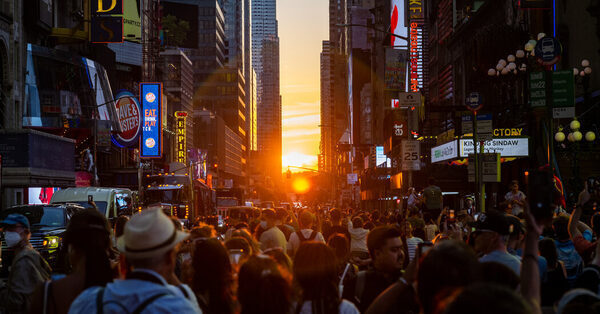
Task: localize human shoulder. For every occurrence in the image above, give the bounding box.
[340,299,360,314]
[68,286,103,313]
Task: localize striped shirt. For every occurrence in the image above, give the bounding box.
[406,237,424,261]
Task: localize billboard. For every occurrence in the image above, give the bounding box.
[175,111,188,164]
[91,16,124,43]
[121,0,141,42]
[459,138,529,157]
[385,48,407,90]
[92,0,123,15]
[112,90,141,147]
[390,0,406,47]
[140,83,162,158]
[431,140,458,163]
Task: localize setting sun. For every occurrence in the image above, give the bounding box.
[282,152,318,172]
[292,177,311,194]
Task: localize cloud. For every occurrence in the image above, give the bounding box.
[283,114,320,127]
[281,84,318,94]
[283,128,320,138]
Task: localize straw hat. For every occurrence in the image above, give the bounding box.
[117,207,189,258]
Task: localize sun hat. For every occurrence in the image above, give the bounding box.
[117,207,189,258]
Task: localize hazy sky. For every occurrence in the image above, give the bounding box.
[278,0,328,170]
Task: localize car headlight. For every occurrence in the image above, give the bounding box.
[42,236,60,249]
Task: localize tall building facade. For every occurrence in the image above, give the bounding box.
[320,41,333,173]
[252,0,281,181]
[258,36,281,181]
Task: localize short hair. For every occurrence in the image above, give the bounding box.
[552,216,570,241]
[352,217,363,229]
[366,226,402,258]
[299,211,315,227]
[327,233,350,261]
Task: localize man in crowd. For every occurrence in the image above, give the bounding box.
[69,207,200,312]
[343,226,404,312]
[259,208,288,251]
[0,214,51,313]
[287,210,325,257]
[401,220,423,262]
[505,180,526,216]
[274,208,295,241]
[474,210,522,276]
[422,177,443,223]
[323,208,350,240]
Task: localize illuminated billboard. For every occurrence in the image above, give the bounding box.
[175,111,188,164]
[140,83,162,158]
[112,90,141,147]
[122,0,141,42]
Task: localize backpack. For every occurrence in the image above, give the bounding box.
[296,230,317,243]
[95,287,169,314]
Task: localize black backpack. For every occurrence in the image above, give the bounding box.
[296,230,317,243]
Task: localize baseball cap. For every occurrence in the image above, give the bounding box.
[505,215,524,236]
[475,210,511,235]
[0,214,30,229]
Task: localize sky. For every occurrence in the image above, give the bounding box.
[278,0,328,172]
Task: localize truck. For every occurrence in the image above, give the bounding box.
[142,171,215,225]
[216,188,244,211]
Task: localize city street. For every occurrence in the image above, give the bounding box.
[1,0,600,313]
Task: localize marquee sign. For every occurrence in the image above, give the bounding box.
[175,111,187,164]
[111,91,141,147]
[140,83,162,158]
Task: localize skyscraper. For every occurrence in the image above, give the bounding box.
[252,0,281,181]
[320,41,333,173]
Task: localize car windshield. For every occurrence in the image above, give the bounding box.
[0,206,65,227]
[66,202,108,215]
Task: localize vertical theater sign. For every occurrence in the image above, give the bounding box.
[175,111,188,164]
[408,0,427,93]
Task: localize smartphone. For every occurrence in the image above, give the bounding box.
[448,210,456,223]
[229,249,244,265]
[416,242,433,261]
[88,195,94,203]
[528,170,554,222]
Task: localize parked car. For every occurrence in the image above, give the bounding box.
[0,203,84,277]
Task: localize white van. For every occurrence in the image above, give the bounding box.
[50,187,133,219]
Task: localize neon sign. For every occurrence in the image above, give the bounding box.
[175,111,187,164]
[409,22,422,92]
[140,83,162,158]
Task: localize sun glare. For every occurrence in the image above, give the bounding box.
[292,177,311,194]
[282,152,318,172]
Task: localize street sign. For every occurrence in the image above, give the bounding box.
[462,115,473,134]
[401,140,421,171]
[398,92,421,107]
[553,107,575,119]
[431,140,458,163]
[391,99,400,108]
[534,37,562,66]
[552,70,575,118]
[347,173,358,185]
[465,92,482,112]
[468,153,501,182]
[529,72,546,107]
[476,114,493,141]
[460,138,529,157]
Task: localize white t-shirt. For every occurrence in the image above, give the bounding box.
[297,300,359,314]
[505,191,526,215]
[287,229,325,256]
[260,226,287,251]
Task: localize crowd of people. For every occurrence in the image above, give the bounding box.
[1,179,600,313]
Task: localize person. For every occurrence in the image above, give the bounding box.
[473,210,522,276]
[422,177,443,223]
[288,211,325,257]
[401,220,423,262]
[189,238,235,314]
[327,233,357,292]
[569,184,598,263]
[113,215,129,247]
[463,196,475,215]
[423,218,438,242]
[263,247,293,273]
[0,214,52,314]
[324,209,350,241]
[553,215,584,285]
[505,180,527,216]
[238,255,292,314]
[68,207,200,313]
[342,226,404,312]
[293,242,359,314]
[407,187,420,210]
[347,215,369,260]
[259,209,288,252]
[275,207,295,241]
[539,237,569,306]
[30,209,114,314]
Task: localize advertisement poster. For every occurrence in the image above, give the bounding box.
[140,83,162,158]
[385,48,407,90]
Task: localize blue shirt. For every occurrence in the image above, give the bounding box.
[68,269,201,313]
[480,250,522,276]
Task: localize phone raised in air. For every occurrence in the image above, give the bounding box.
[416,242,433,261]
[528,170,554,222]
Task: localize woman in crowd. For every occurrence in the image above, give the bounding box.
[539,237,569,306]
[293,242,359,314]
[30,209,114,314]
[238,255,292,314]
[189,238,236,314]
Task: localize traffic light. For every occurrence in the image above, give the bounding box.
[213,163,218,169]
